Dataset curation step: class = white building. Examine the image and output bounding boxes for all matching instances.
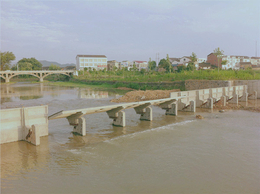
[76,55,107,70]
[221,55,250,70]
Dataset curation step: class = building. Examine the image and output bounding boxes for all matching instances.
[76,55,107,70]
[198,63,212,70]
[107,60,120,71]
[121,61,131,70]
[133,61,148,70]
[251,57,260,66]
[207,53,223,69]
[207,53,260,70]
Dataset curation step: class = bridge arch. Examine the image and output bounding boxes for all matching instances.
[42,72,72,80]
[8,73,40,81]
[0,70,74,83]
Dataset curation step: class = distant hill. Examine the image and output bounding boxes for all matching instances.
[39,60,76,67]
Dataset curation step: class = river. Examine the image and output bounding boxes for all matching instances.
[1,82,260,194]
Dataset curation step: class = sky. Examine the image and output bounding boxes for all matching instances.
[1,0,260,64]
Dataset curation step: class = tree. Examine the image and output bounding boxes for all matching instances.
[49,64,61,70]
[19,62,33,70]
[17,58,43,70]
[158,55,172,73]
[187,52,197,71]
[0,51,16,70]
[213,47,224,73]
[148,58,156,71]
[177,65,186,72]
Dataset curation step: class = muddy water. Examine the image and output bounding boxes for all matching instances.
[1,83,260,194]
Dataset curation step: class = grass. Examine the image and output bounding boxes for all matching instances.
[46,80,115,89]
[76,69,260,82]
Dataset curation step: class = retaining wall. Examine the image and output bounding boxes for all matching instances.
[0,105,48,145]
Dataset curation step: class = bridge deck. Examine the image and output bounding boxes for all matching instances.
[48,97,183,120]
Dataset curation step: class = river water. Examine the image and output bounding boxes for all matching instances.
[1,83,260,194]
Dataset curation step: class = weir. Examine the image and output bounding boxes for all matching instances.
[0,85,250,146]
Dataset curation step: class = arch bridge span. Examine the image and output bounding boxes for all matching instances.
[0,70,75,83]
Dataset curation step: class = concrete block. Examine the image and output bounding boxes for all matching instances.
[221,96,226,106]
[206,98,213,109]
[23,125,40,146]
[113,111,126,127]
[165,102,178,116]
[73,117,86,136]
[190,101,196,112]
[134,103,152,121]
[140,107,153,121]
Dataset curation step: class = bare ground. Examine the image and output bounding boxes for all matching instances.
[110,89,180,103]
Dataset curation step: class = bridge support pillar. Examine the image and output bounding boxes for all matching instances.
[165,102,177,115]
[66,112,86,136]
[134,103,152,121]
[5,75,10,83]
[112,111,126,127]
[107,107,126,127]
[160,100,178,116]
[206,98,213,109]
[73,117,86,136]
[229,94,238,104]
[39,77,44,82]
[221,96,227,106]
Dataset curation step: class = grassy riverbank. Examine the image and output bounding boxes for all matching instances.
[76,69,260,82]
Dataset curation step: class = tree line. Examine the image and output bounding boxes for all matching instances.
[0,51,61,71]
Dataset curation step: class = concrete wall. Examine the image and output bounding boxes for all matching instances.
[232,80,260,98]
[0,105,48,145]
[185,80,260,98]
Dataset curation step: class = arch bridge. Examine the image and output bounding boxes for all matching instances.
[0,70,75,83]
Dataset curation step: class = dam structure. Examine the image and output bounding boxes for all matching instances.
[0,85,256,146]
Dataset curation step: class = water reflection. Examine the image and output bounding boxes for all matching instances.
[0,136,50,179]
[78,88,109,99]
[0,83,125,108]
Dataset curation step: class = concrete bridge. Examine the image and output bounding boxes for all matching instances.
[0,70,75,83]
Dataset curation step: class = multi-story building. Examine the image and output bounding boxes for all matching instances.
[121,60,131,70]
[251,57,260,66]
[76,55,107,70]
[207,53,259,70]
[107,60,120,71]
[133,61,148,70]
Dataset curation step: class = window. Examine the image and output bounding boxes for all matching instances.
[80,59,84,62]
[89,59,93,62]
[102,59,106,62]
[94,59,97,62]
[98,59,101,62]
[84,59,88,62]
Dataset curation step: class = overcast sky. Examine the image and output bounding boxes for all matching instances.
[1,0,260,64]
